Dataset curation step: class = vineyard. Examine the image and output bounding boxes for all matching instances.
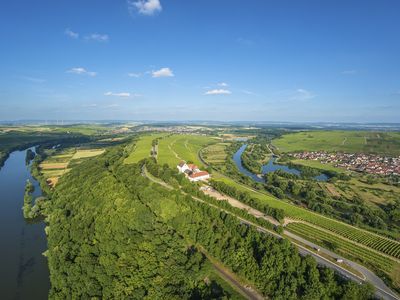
[213,176,400,260]
[157,134,216,167]
[286,222,398,276]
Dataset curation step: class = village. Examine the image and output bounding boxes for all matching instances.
[291,151,400,176]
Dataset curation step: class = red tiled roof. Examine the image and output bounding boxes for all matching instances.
[178,161,186,167]
[189,171,209,178]
[187,164,198,170]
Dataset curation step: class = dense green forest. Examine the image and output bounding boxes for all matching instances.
[43,143,375,299]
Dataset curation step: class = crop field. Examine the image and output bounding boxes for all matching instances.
[273,131,400,156]
[39,162,69,170]
[290,159,347,173]
[286,222,398,275]
[40,147,104,187]
[200,143,229,166]
[72,149,105,159]
[157,134,217,167]
[124,133,166,164]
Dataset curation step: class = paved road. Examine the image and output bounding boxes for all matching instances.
[284,231,400,300]
[143,166,400,300]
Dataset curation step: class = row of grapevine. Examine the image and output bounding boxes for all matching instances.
[286,222,396,273]
[243,186,400,259]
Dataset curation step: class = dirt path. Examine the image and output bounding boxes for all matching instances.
[203,188,280,226]
[342,137,347,145]
[168,140,182,160]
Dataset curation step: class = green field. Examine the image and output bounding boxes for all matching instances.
[201,143,229,165]
[286,222,398,275]
[211,174,400,260]
[157,134,217,167]
[273,131,400,155]
[124,133,166,164]
[290,159,347,173]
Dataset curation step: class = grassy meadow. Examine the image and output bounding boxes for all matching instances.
[124,133,166,164]
[273,131,400,155]
[157,134,217,167]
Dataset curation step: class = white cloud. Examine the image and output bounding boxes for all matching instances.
[291,89,315,101]
[65,28,79,39]
[85,33,109,42]
[205,89,232,95]
[152,67,174,78]
[104,92,131,97]
[218,82,229,87]
[342,70,357,75]
[128,0,162,16]
[67,67,97,77]
[104,92,142,98]
[128,72,141,78]
[18,76,46,83]
[241,89,257,96]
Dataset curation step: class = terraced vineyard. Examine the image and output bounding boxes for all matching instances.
[286,222,398,275]
[289,210,400,260]
[212,175,400,260]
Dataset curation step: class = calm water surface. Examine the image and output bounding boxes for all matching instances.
[233,144,329,182]
[0,148,49,299]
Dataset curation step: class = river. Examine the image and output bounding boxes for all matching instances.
[233,144,329,182]
[0,148,50,299]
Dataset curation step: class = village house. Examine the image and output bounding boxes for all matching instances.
[177,161,210,182]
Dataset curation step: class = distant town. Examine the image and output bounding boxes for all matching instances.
[291,151,400,176]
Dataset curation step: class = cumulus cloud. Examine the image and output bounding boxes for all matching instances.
[104,92,131,97]
[291,89,315,101]
[85,33,109,42]
[205,89,232,95]
[67,67,97,77]
[128,72,141,78]
[241,89,258,96]
[218,82,229,87]
[65,28,79,39]
[152,67,174,78]
[128,0,162,16]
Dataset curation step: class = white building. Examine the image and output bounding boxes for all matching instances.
[177,161,210,182]
[188,171,210,182]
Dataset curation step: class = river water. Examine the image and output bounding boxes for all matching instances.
[0,148,49,299]
[233,144,329,182]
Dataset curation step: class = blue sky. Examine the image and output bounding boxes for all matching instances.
[0,0,399,122]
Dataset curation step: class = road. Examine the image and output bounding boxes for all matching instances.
[284,231,399,300]
[143,166,400,300]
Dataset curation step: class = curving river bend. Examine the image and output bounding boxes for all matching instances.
[233,144,329,182]
[0,148,49,299]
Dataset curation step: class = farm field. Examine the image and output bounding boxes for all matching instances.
[211,173,400,287]
[157,134,217,167]
[200,143,229,167]
[39,147,105,187]
[273,131,400,156]
[286,222,400,279]
[211,174,400,259]
[124,133,166,164]
[290,158,347,173]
